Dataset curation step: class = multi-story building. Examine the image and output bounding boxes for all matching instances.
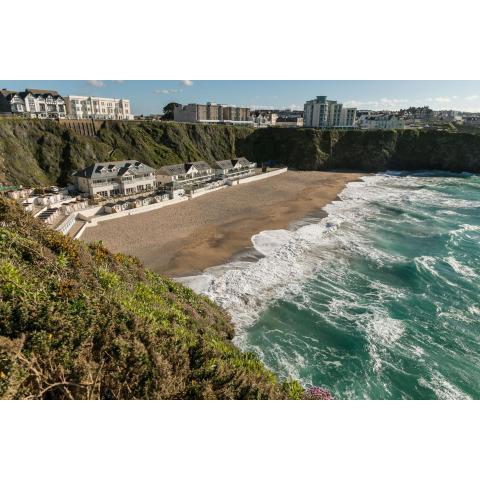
[156,161,216,190]
[215,158,256,180]
[463,116,480,126]
[357,114,405,129]
[275,116,304,128]
[252,112,278,127]
[73,160,156,198]
[304,96,357,128]
[174,103,252,124]
[0,88,67,118]
[222,106,251,122]
[64,96,133,120]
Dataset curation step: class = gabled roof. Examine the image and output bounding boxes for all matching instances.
[25,89,61,97]
[0,89,17,98]
[233,157,251,167]
[73,160,154,179]
[158,164,187,176]
[190,161,212,172]
[216,158,253,170]
[215,160,234,170]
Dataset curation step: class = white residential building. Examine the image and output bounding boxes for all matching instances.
[252,112,278,127]
[64,96,133,120]
[156,161,216,190]
[304,96,357,128]
[0,89,66,118]
[215,158,256,180]
[358,114,405,129]
[73,160,156,198]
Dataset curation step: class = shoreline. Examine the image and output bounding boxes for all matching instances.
[81,171,365,277]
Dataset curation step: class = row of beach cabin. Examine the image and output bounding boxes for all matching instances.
[104,193,170,214]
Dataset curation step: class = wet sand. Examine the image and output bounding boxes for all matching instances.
[81,171,364,277]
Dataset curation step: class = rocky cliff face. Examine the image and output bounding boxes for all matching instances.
[239,128,480,172]
[1,119,480,187]
[0,119,251,186]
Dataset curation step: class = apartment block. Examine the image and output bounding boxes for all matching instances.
[304,96,357,128]
[65,96,133,120]
[174,102,252,124]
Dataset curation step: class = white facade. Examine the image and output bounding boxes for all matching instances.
[65,96,133,120]
[73,160,156,198]
[0,89,66,118]
[304,96,357,128]
[252,113,278,127]
[156,161,216,190]
[215,158,256,180]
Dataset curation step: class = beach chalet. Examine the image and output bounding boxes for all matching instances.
[156,161,215,190]
[215,157,256,180]
[129,198,143,209]
[105,203,123,214]
[73,160,156,198]
[155,193,169,203]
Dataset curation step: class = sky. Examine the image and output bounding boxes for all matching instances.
[3,80,480,115]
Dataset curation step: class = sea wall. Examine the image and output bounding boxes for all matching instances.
[1,118,480,187]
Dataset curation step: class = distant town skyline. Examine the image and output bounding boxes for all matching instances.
[3,80,480,115]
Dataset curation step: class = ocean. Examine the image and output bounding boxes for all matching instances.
[180,172,480,399]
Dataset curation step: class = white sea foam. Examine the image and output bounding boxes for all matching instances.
[444,256,477,279]
[176,173,477,394]
[251,229,294,256]
[414,256,458,287]
[418,372,471,400]
[179,173,413,333]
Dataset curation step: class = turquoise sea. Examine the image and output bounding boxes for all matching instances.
[181,172,480,399]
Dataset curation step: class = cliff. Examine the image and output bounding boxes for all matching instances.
[0,198,303,399]
[0,119,252,186]
[238,128,480,172]
[1,119,480,187]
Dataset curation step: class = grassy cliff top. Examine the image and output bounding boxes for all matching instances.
[0,198,303,399]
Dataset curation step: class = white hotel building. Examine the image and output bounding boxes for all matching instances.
[73,160,156,198]
[304,96,357,128]
[64,96,133,120]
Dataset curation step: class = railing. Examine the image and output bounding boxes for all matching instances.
[55,212,77,235]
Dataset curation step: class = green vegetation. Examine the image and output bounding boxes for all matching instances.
[0,198,303,399]
[1,118,480,187]
[0,118,253,186]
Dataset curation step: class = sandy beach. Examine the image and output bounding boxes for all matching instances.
[81,171,364,277]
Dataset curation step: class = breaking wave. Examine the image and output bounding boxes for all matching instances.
[179,172,480,399]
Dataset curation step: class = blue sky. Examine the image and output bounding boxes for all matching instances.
[3,80,480,114]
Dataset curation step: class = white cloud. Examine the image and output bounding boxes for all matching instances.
[249,105,278,110]
[465,94,479,101]
[180,80,193,86]
[87,80,104,88]
[344,98,409,109]
[112,80,124,83]
[154,89,180,94]
[434,97,451,103]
